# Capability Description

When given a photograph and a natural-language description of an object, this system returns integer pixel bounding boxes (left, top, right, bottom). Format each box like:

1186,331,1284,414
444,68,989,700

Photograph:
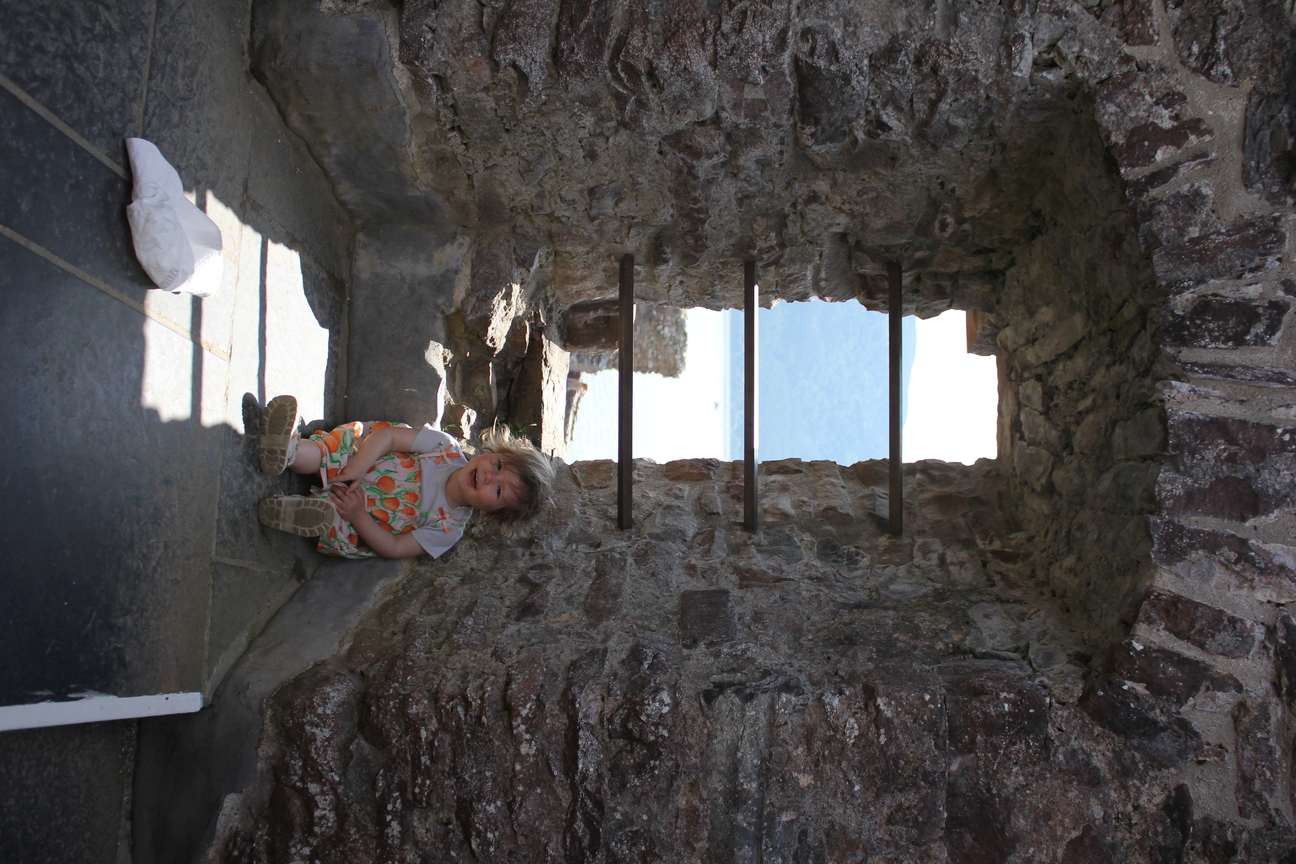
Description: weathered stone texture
224,0,1296,859
206,459,1220,863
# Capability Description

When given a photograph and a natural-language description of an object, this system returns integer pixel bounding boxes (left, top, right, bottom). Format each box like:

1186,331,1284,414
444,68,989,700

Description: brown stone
1107,637,1212,706
1112,407,1166,458
1234,699,1282,822
1061,824,1116,864
1159,473,1268,522
505,329,571,457
1151,518,1296,600
679,589,737,647
561,299,621,352
1013,443,1054,492
1151,216,1285,290
1082,678,1202,769
584,551,627,626
1136,181,1220,248
1119,0,1158,46
1136,590,1264,659
1124,152,1216,200
662,458,719,481
1110,119,1214,171
1158,297,1288,349
1179,361,1296,387
1276,614,1296,707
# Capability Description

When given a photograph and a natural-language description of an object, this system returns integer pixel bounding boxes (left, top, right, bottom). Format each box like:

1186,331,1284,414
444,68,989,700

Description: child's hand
333,463,365,485
328,481,369,523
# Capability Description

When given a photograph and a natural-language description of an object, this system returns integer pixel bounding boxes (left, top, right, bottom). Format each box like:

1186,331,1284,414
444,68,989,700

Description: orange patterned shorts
308,421,427,559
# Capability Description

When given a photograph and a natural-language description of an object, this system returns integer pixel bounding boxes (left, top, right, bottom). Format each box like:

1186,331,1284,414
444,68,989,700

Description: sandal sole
259,395,299,475
258,497,334,537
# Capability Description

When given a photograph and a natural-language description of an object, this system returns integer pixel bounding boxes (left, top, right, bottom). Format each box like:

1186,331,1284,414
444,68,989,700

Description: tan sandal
257,496,335,537
259,395,300,475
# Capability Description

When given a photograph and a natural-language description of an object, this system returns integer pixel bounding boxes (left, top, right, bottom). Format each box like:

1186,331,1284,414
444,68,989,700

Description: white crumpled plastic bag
125,137,222,297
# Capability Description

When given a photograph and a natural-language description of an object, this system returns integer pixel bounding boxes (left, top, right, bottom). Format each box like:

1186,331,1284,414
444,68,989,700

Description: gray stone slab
0,0,153,159
0,720,135,864
139,0,255,209
0,85,147,287
0,243,215,703
244,87,355,285
205,560,303,687
347,225,458,425
134,555,406,864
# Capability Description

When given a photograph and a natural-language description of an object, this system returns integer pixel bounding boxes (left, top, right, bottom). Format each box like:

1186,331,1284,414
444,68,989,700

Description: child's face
449,453,522,513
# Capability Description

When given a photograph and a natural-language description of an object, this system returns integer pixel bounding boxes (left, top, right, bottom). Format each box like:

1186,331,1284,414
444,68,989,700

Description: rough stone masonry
205,0,1296,860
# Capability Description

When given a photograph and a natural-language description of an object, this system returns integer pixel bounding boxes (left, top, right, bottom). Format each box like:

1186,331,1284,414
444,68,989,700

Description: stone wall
215,0,1296,859
206,443,1294,861
206,457,1174,863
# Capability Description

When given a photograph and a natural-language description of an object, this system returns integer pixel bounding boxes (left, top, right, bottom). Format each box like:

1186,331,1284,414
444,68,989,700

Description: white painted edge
0,692,204,732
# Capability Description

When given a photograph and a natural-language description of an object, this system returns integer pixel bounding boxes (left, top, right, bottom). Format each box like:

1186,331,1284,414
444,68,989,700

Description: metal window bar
743,261,759,532
615,257,899,535
618,254,634,529
888,260,903,536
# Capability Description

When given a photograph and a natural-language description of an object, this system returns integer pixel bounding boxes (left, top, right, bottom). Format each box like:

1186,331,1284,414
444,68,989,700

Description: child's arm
328,482,424,559
333,426,422,485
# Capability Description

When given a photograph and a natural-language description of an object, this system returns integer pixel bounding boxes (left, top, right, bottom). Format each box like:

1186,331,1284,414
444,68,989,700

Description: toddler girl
255,395,555,559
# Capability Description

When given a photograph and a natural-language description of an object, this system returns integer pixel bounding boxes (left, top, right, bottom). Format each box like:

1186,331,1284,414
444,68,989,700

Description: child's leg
287,439,323,474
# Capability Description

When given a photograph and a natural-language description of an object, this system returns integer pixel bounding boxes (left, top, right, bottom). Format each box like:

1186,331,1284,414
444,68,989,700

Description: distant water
726,299,915,462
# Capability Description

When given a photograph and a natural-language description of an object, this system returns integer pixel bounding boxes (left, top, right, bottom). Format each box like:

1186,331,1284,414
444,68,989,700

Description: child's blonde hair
477,426,556,524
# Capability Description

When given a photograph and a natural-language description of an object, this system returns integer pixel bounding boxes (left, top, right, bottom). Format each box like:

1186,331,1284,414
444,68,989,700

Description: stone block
1278,615,1296,707
1159,472,1272,522
583,551,626,627
1110,119,1214,172
1152,518,1296,603
462,237,526,351
1124,152,1216,200
1112,408,1166,459
679,589,736,648
1108,637,1223,707
663,459,719,481
1136,181,1219,248
938,660,1049,762
1021,407,1064,454
1136,589,1264,659
1012,442,1053,492
1234,699,1282,822
1166,414,1296,523
1119,0,1158,45
1019,379,1044,412
1060,825,1117,864
560,299,620,352
1080,677,1201,768
505,330,571,457
1159,296,1287,348
1018,312,1087,367
1179,361,1296,387
1095,70,1188,140
1074,410,1109,457
1151,216,1285,291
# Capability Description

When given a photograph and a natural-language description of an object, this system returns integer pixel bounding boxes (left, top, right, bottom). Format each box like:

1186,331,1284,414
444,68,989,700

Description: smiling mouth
470,468,478,488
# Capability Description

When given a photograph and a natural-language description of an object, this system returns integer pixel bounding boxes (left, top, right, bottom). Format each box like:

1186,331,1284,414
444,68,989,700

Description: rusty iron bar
618,254,634,529
888,260,903,536
744,260,759,533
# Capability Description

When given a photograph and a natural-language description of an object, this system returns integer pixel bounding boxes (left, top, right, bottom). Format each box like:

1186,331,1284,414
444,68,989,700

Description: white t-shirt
409,426,473,558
